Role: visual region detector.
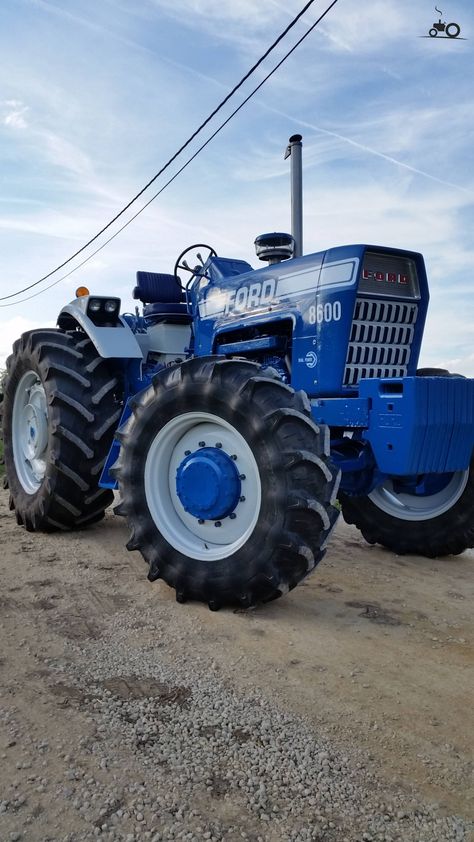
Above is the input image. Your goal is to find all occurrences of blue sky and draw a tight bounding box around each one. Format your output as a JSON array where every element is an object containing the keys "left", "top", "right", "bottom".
[{"left": 0, "top": 0, "right": 472, "bottom": 373}]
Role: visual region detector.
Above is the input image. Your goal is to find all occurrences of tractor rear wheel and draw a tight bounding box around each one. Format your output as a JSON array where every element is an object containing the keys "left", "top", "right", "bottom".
[
  {"left": 114, "top": 357, "right": 340, "bottom": 608},
  {"left": 446, "top": 22, "right": 460, "bottom": 37},
  {"left": 3, "top": 329, "right": 121, "bottom": 531}
]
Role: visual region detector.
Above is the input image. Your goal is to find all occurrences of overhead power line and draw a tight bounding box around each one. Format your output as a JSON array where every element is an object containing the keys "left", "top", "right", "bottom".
[
  {"left": 1, "top": 0, "right": 340, "bottom": 311},
  {"left": 1, "top": 0, "right": 329, "bottom": 303}
]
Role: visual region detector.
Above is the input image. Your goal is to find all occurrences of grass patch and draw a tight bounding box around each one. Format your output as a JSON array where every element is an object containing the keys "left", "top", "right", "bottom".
[{"left": 0, "top": 366, "right": 4, "bottom": 476}]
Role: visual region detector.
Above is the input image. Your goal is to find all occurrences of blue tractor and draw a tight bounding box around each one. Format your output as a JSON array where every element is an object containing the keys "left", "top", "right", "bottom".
[{"left": 3, "top": 136, "right": 473, "bottom": 609}]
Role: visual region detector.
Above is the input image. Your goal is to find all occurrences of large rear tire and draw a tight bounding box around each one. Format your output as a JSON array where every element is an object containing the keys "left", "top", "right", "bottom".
[
  {"left": 114, "top": 357, "right": 340, "bottom": 608},
  {"left": 446, "top": 22, "right": 460, "bottom": 38},
  {"left": 3, "top": 329, "right": 121, "bottom": 531}
]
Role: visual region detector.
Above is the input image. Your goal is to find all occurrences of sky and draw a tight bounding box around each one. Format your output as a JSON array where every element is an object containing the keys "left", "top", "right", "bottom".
[{"left": 0, "top": 0, "right": 473, "bottom": 374}]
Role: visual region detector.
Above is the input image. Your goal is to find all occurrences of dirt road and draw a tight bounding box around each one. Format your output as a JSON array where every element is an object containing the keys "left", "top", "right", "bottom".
[{"left": 0, "top": 487, "right": 472, "bottom": 841}]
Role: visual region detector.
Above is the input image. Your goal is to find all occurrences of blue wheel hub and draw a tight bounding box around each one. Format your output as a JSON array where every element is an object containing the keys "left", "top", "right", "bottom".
[{"left": 175, "top": 447, "right": 242, "bottom": 520}]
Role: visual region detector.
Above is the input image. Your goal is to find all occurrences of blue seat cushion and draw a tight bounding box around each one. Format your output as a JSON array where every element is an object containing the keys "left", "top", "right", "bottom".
[{"left": 133, "top": 271, "right": 184, "bottom": 304}]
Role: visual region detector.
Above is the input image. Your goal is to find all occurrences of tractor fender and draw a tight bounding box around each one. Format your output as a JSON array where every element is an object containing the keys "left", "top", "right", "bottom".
[{"left": 57, "top": 298, "right": 143, "bottom": 359}]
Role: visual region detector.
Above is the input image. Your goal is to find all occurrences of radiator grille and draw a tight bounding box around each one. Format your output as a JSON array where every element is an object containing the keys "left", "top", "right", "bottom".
[{"left": 344, "top": 298, "right": 418, "bottom": 387}]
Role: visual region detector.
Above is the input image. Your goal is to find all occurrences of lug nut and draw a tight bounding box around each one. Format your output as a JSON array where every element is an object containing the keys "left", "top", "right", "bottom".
[
  {"left": 198, "top": 518, "right": 205, "bottom": 524},
  {"left": 198, "top": 441, "right": 206, "bottom": 447},
  {"left": 229, "top": 513, "right": 237, "bottom": 520},
  {"left": 230, "top": 454, "right": 237, "bottom": 460},
  {"left": 185, "top": 450, "right": 191, "bottom": 456},
  {"left": 215, "top": 521, "right": 222, "bottom": 527},
  {"left": 239, "top": 474, "right": 246, "bottom": 481},
  {"left": 215, "top": 442, "right": 222, "bottom": 448},
  {"left": 239, "top": 496, "right": 246, "bottom": 503}
]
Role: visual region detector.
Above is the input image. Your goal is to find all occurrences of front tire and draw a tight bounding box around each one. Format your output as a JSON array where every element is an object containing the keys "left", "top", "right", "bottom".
[
  {"left": 340, "top": 461, "right": 474, "bottom": 557},
  {"left": 3, "top": 329, "right": 121, "bottom": 531},
  {"left": 114, "top": 357, "right": 340, "bottom": 608}
]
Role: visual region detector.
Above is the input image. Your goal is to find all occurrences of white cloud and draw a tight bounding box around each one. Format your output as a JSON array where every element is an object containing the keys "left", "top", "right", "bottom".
[
  {"left": 419, "top": 306, "right": 473, "bottom": 371},
  {"left": 1, "top": 99, "right": 29, "bottom": 129},
  {"left": 261, "top": 106, "right": 473, "bottom": 197},
  {"left": 0, "top": 206, "right": 111, "bottom": 240},
  {"left": 40, "top": 130, "right": 93, "bottom": 178},
  {"left": 148, "top": 0, "right": 287, "bottom": 30},
  {"left": 435, "top": 352, "right": 474, "bottom": 377},
  {"left": 145, "top": 0, "right": 323, "bottom": 51},
  {"left": 319, "top": 0, "right": 406, "bottom": 53},
  {"left": 0, "top": 315, "right": 55, "bottom": 370},
  {"left": 0, "top": 0, "right": 471, "bottom": 386},
  {"left": 145, "top": 0, "right": 414, "bottom": 56}
]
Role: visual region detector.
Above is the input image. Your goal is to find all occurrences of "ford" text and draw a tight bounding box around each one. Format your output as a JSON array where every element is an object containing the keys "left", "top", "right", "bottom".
[
  {"left": 224, "top": 278, "right": 277, "bottom": 314},
  {"left": 362, "top": 269, "right": 409, "bottom": 285}
]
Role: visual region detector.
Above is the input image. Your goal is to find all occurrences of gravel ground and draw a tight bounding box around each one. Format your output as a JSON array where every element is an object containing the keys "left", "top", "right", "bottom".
[
  {"left": 1, "top": 607, "right": 470, "bottom": 842},
  {"left": 0, "top": 489, "right": 472, "bottom": 841}
]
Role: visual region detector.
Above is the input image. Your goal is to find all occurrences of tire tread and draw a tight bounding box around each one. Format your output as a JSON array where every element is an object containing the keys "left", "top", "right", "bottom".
[
  {"left": 115, "top": 356, "right": 339, "bottom": 607},
  {"left": 3, "top": 328, "right": 119, "bottom": 531}
]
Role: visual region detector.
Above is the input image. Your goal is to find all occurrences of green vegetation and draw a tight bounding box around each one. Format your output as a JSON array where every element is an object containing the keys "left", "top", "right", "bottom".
[{"left": 0, "top": 367, "right": 4, "bottom": 476}]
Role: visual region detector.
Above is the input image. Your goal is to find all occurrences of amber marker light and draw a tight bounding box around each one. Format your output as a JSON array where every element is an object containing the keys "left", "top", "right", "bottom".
[{"left": 75, "top": 286, "right": 90, "bottom": 297}]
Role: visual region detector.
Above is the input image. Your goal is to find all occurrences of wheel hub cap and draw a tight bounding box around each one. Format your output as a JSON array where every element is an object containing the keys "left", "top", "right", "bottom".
[
  {"left": 22, "top": 395, "right": 48, "bottom": 461},
  {"left": 12, "top": 373, "right": 49, "bottom": 494},
  {"left": 144, "top": 414, "right": 261, "bottom": 561},
  {"left": 176, "top": 447, "right": 241, "bottom": 520}
]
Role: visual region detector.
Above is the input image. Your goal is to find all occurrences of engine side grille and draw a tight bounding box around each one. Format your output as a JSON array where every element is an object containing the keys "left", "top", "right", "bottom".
[{"left": 344, "top": 298, "right": 418, "bottom": 387}]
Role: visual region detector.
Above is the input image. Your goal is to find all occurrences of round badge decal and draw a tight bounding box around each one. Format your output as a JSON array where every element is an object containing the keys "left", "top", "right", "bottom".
[{"left": 305, "top": 351, "right": 318, "bottom": 369}]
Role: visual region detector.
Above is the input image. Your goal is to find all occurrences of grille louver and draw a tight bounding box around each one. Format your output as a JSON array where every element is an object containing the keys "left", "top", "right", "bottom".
[{"left": 344, "top": 298, "right": 418, "bottom": 387}]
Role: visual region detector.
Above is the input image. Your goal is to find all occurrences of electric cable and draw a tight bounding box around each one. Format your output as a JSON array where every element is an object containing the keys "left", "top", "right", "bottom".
[
  {"left": 1, "top": 0, "right": 324, "bottom": 302},
  {"left": 1, "top": 0, "right": 339, "bottom": 307}
]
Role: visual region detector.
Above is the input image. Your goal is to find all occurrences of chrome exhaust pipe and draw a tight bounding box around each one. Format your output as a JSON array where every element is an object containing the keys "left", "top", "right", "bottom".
[{"left": 284, "top": 134, "right": 303, "bottom": 258}]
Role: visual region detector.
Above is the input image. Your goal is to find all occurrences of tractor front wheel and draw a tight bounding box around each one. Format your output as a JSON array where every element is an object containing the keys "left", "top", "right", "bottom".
[
  {"left": 3, "top": 329, "right": 121, "bottom": 531},
  {"left": 340, "top": 462, "right": 474, "bottom": 557},
  {"left": 114, "top": 357, "right": 340, "bottom": 608}
]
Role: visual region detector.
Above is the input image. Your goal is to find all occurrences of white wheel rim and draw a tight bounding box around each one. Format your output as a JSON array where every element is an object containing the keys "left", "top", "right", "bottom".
[
  {"left": 144, "top": 412, "right": 261, "bottom": 561},
  {"left": 369, "top": 470, "right": 469, "bottom": 521},
  {"left": 12, "top": 370, "right": 49, "bottom": 494}
]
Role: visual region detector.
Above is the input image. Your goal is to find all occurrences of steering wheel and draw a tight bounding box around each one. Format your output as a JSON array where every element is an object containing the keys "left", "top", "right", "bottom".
[{"left": 173, "top": 243, "right": 217, "bottom": 290}]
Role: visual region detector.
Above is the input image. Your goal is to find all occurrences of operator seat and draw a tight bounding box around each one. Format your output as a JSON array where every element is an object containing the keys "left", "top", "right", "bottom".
[{"left": 133, "top": 271, "right": 191, "bottom": 324}]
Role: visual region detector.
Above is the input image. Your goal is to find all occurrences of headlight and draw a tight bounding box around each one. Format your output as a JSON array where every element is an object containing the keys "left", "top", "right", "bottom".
[{"left": 86, "top": 296, "right": 121, "bottom": 324}]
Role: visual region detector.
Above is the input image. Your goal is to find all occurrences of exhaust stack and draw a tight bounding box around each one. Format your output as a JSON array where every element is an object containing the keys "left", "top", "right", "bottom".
[{"left": 284, "top": 134, "right": 303, "bottom": 258}]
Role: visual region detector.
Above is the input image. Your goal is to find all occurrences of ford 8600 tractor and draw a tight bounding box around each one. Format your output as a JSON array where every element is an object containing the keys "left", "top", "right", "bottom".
[{"left": 3, "top": 136, "right": 473, "bottom": 609}]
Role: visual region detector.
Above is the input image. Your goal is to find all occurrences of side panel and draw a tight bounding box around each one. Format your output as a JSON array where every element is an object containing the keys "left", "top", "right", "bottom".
[
  {"left": 192, "top": 244, "right": 429, "bottom": 400},
  {"left": 192, "top": 252, "right": 323, "bottom": 350},
  {"left": 293, "top": 248, "right": 360, "bottom": 395},
  {"left": 192, "top": 247, "right": 363, "bottom": 398}
]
